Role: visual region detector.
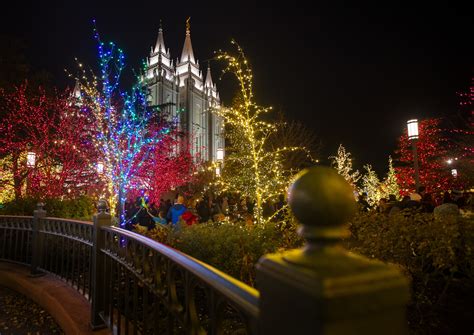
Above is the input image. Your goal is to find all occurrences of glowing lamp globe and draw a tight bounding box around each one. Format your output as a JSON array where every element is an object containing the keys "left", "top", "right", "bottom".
[
  {"left": 216, "top": 148, "right": 224, "bottom": 161},
  {"left": 97, "top": 162, "right": 104, "bottom": 174},
  {"left": 407, "top": 119, "right": 419, "bottom": 140},
  {"left": 27, "top": 151, "right": 36, "bottom": 168}
]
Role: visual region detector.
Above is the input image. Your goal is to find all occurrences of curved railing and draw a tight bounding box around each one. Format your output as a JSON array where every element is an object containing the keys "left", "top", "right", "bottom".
[
  {"left": 40, "top": 217, "right": 94, "bottom": 299},
  {"left": 0, "top": 210, "right": 259, "bottom": 334},
  {"left": 0, "top": 214, "right": 94, "bottom": 300},
  {"left": 100, "top": 226, "right": 259, "bottom": 334},
  {"left": 0, "top": 215, "right": 34, "bottom": 266}
]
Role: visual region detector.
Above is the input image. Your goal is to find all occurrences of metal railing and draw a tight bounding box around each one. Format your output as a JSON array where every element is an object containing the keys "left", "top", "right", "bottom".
[
  {"left": 0, "top": 203, "right": 259, "bottom": 334},
  {"left": 0, "top": 167, "right": 410, "bottom": 334},
  {"left": 97, "top": 226, "right": 258, "bottom": 334}
]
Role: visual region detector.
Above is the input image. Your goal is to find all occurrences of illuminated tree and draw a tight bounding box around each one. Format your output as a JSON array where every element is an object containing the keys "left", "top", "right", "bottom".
[
  {"left": 0, "top": 82, "right": 99, "bottom": 200},
  {"left": 361, "top": 164, "right": 382, "bottom": 206},
  {"left": 394, "top": 118, "right": 460, "bottom": 195},
  {"left": 131, "top": 134, "right": 197, "bottom": 205},
  {"left": 451, "top": 75, "right": 474, "bottom": 186},
  {"left": 0, "top": 155, "right": 15, "bottom": 204},
  {"left": 267, "top": 117, "right": 320, "bottom": 171},
  {"left": 380, "top": 156, "right": 401, "bottom": 199},
  {"left": 214, "top": 41, "right": 314, "bottom": 224},
  {"left": 75, "top": 26, "right": 180, "bottom": 226},
  {"left": 329, "top": 144, "right": 360, "bottom": 188}
]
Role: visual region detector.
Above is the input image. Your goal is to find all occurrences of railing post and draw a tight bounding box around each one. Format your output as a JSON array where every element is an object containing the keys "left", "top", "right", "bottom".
[
  {"left": 256, "top": 167, "right": 410, "bottom": 334},
  {"left": 91, "top": 199, "right": 111, "bottom": 329},
  {"left": 31, "top": 202, "right": 46, "bottom": 276}
]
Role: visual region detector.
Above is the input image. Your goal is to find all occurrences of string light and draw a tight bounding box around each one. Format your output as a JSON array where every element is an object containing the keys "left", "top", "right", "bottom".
[
  {"left": 70, "top": 24, "right": 195, "bottom": 226},
  {"left": 0, "top": 82, "right": 100, "bottom": 200},
  {"left": 212, "top": 41, "right": 317, "bottom": 224},
  {"left": 329, "top": 144, "right": 361, "bottom": 188}
]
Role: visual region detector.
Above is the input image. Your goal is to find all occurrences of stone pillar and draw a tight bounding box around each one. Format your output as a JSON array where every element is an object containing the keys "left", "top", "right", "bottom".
[
  {"left": 256, "top": 166, "right": 410, "bottom": 335},
  {"left": 90, "top": 199, "right": 111, "bottom": 329},
  {"left": 30, "top": 202, "right": 46, "bottom": 276}
]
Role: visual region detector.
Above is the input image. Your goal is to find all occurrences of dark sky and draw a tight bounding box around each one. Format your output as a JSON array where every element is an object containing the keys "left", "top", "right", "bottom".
[{"left": 1, "top": 1, "right": 472, "bottom": 175}]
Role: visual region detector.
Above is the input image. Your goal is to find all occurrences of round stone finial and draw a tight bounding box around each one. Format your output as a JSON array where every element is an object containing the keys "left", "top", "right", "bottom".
[
  {"left": 97, "top": 199, "right": 108, "bottom": 213},
  {"left": 288, "top": 166, "right": 356, "bottom": 240},
  {"left": 36, "top": 202, "right": 45, "bottom": 211}
]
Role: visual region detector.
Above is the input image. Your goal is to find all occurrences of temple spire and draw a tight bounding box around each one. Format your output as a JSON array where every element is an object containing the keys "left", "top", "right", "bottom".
[
  {"left": 72, "top": 79, "right": 81, "bottom": 99},
  {"left": 205, "top": 62, "right": 213, "bottom": 88},
  {"left": 180, "top": 17, "right": 196, "bottom": 64},
  {"left": 154, "top": 19, "right": 166, "bottom": 53}
]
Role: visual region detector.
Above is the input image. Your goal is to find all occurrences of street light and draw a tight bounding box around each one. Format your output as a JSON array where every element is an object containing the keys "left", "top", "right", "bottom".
[
  {"left": 216, "top": 148, "right": 224, "bottom": 161},
  {"left": 97, "top": 162, "right": 104, "bottom": 175},
  {"left": 27, "top": 151, "right": 36, "bottom": 168},
  {"left": 407, "top": 119, "right": 420, "bottom": 192}
]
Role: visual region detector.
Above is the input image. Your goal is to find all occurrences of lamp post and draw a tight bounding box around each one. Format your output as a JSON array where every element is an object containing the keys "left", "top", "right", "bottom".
[
  {"left": 97, "top": 161, "right": 104, "bottom": 175},
  {"left": 407, "top": 119, "right": 420, "bottom": 192},
  {"left": 26, "top": 145, "right": 36, "bottom": 195},
  {"left": 27, "top": 151, "right": 36, "bottom": 168},
  {"left": 216, "top": 148, "right": 224, "bottom": 177}
]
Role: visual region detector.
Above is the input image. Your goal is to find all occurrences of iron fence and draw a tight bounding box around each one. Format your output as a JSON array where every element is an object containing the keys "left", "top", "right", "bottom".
[{"left": 0, "top": 207, "right": 259, "bottom": 335}]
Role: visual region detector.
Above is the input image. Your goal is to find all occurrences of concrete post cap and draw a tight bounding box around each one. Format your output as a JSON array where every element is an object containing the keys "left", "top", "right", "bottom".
[{"left": 287, "top": 166, "right": 356, "bottom": 241}]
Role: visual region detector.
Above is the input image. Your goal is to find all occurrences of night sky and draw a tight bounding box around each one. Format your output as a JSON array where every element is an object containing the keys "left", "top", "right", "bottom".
[{"left": 1, "top": 1, "right": 472, "bottom": 174}]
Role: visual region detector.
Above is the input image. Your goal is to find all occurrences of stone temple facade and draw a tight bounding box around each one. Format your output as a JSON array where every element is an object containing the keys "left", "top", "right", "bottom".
[{"left": 145, "top": 21, "right": 224, "bottom": 162}]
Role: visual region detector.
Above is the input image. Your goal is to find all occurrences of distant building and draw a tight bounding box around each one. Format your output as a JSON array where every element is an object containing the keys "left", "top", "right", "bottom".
[{"left": 145, "top": 20, "right": 224, "bottom": 162}]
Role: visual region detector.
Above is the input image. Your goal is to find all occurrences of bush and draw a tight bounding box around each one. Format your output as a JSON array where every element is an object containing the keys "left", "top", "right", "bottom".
[
  {"left": 0, "top": 196, "right": 96, "bottom": 221},
  {"left": 142, "top": 219, "right": 303, "bottom": 286},
  {"left": 346, "top": 209, "right": 474, "bottom": 334}
]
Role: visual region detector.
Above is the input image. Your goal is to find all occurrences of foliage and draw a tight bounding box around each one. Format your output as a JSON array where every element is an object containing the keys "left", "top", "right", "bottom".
[
  {"left": 329, "top": 144, "right": 360, "bottom": 188},
  {"left": 0, "top": 155, "right": 15, "bottom": 204},
  {"left": 346, "top": 210, "right": 474, "bottom": 334},
  {"left": 0, "top": 195, "right": 95, "bottom": 221},
  {"left": 142, "top": 218, "right": 303, "bottom": 286}
]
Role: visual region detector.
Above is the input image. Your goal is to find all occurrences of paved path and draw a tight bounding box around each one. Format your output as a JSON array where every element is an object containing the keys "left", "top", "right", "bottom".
[{"left": 0, "top": 285, "right": 64, "bottom": 334}]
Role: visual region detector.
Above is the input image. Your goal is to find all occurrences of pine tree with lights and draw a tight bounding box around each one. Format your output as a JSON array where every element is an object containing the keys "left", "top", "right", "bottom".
[
  {"left": 380, "top": 156, "right": 401, "bottom": 199},
  {"left": 329, "top": 144, "right": 360, "bottom": 188},
  {"left": 361, "top": 164, "right": 382, "bottom": 207},
  {"left": 214, "top": 41, "right": 314, "bottom": 224}
]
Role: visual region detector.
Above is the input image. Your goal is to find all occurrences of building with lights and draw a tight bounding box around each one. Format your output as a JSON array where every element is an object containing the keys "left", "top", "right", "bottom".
[{"left": 145, "top": 21, "right": 224, "bottom": 162}]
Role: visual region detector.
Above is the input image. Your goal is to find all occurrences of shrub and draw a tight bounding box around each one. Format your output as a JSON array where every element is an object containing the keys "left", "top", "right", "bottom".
[
  {"left": 0, "top": 196, "right": 96, "bottom": 221},
  {"left": 346, "top": 209, "right": 474, "bottom": 334},
  {"left": 142, "top": 218, "right": 303, "bottom": 286}
]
